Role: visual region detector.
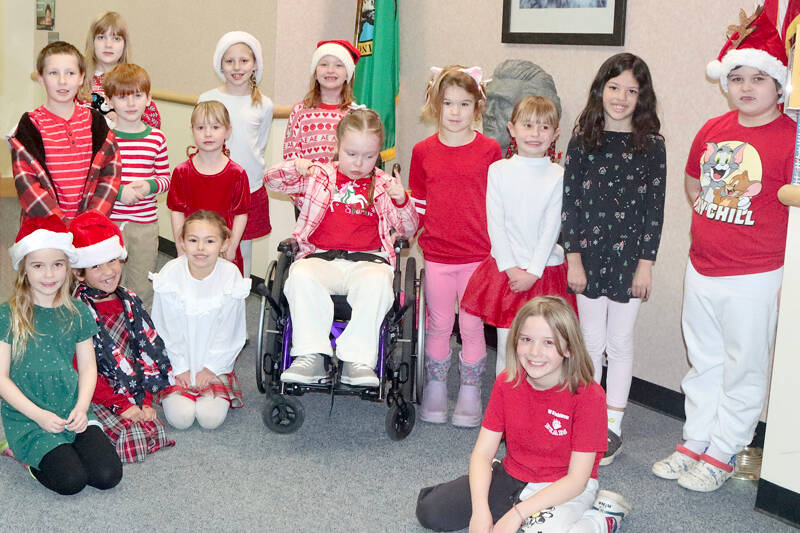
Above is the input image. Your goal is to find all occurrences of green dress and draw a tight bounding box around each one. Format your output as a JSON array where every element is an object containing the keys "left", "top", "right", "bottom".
[{"left": 0, "top": 301, "right": 98, "bottom": 468}]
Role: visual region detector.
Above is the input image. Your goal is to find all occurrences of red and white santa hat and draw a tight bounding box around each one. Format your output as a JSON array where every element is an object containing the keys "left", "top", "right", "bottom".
[
  {"left": 9, "top": 215, "right": 77, "bottom": 271},
  {"left": 310, "top": 40, "right": 361, "bottom": 82},
  {"left": 706, "top": 5, "right": 788, "bottom": 102},
  {"left": 70, "top": 211, "right": 127, "bottom": 269}
]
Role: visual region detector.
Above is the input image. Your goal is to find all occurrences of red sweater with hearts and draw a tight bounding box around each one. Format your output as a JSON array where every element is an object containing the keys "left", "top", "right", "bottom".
[{"left": 282, "top": 102, "right": 350, "bottom": 163}]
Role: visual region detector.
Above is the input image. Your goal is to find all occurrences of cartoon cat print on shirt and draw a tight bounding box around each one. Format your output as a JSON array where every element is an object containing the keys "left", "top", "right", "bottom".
[{"left": 693, "top": 141, "right": 762, "bottom": 226}]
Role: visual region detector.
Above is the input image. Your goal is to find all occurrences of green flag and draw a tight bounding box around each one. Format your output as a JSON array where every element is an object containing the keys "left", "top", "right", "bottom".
[{"left": 353, "top": 0, "right": 399, "bottom": 162}]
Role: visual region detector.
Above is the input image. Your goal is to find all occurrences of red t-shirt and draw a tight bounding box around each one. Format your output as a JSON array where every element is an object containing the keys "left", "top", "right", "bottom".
[
  {"left": 409, "top": 132, "right": 502, "bottom": 264},
  {"left": 309, "top": 170, "right": 381, "bottom": 251},
  {"left": 685, "top": 110, "right": 794, "bottom": 276},
  {"left": 89, "top": 298, "right": 153, "bottom": 412},
  {"left": 167, "top": 157, "right": 251, "bottom": 230},
  {"left": 482, "top": 375, "right": 607, "bottom": 483}
]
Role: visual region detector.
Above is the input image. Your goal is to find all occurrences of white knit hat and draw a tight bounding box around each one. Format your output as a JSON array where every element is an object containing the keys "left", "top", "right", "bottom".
[
  {"left": 9, "top": 215, "right": 77, "bottom": 271},
  {"left": 310, "top": 40, "right": 361, "bottom": 82},
  {"left": 213, "top": 31, "right": 264, "bottom": 83}
]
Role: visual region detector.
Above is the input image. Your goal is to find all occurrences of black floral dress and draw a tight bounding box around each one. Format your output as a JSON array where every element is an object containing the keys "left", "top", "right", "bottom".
[{"left": 561, "top": 132, "right": 666, "bottom": 302}]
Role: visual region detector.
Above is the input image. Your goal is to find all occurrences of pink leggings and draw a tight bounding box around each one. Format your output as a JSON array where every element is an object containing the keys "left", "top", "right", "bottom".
[{"left": 424, "top": 260, "right": 486, "bottom": 363}]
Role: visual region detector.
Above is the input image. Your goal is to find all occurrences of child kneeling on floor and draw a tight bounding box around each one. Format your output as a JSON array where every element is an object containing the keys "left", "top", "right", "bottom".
[
  {"left": 71, "top": 211, "right": 175, "bottom": 462},
  {"left": 416, "top": 296, "right": 630, "bottom": 533},
  {"left": 265, "top": 108, "right": 418, "bottom": 387},
  {"left": 150, "top": 210, "right": 250, "bottom": 429}
]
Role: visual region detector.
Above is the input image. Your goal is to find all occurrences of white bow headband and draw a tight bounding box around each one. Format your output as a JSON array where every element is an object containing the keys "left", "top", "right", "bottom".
[{"left": 430, "top": 66, "right": 489, "bottom": 98}]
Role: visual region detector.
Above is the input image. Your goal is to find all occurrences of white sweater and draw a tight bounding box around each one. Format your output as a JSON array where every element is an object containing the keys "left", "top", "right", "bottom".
[{"left": 486, "top": 155, "right": 564, "bottom": 277}]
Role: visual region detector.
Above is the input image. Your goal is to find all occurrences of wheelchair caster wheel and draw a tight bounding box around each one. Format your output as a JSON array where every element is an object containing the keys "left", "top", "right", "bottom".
[
  {"left": 385, "top": 402, "right": 415, "bottom": 441},
  {"left": 263, "top": 394, "right": 305, "bottom": 434}
]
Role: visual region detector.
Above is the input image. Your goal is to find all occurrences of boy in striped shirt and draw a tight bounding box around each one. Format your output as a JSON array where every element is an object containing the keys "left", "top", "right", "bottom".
[
  {"left": 102, "top": 64, "right": 170, "bottom": 309},
  {"left": 10, "top": 41, "right": 120, "bottom": 224}
]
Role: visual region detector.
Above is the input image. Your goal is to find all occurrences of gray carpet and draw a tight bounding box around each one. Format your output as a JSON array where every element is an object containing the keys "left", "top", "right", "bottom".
[{"left": 0, "top": 249, "right": 795, "bottom": 532}]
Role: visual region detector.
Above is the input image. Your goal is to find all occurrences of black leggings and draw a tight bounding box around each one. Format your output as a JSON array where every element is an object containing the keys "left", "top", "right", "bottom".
[
  {"left": 416, "top": 461, "right": 526, "bottom": 531},
  {"left": 31, "top": 425, "right": 122, "bottom": 495}
]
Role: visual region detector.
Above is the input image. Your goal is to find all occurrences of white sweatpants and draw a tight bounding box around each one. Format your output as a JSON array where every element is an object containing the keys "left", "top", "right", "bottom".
[
  {"left": 681, "top": 260, "right": 781, "bottom": 456},
  {"left": 283, "top": 257, "right": 394, "bottom": 366},
  {"left": 518, "top": 478, "right": 607, "bottom": 532},
  {"left": 576, "top": 295, "right": 641, "bottom": 409}
]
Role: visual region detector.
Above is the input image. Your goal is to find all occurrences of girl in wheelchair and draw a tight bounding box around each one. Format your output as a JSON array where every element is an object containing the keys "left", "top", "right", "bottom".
[{"left": 264, "top": 108, "right": 418, "bottom": 387}]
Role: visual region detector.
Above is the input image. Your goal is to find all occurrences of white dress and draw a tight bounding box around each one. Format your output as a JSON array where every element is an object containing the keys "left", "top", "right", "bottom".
[{"left": 150, "top": 256, "right": 251, "bottom": 385}]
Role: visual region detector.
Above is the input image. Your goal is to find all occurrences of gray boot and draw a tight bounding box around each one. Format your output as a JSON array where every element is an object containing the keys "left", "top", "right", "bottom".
[
  {"left": 420, "top": 354, "right": 450, "bottom": 424},
  {"left": 451, "top": 353, "right": 486, "bottom": 428}
]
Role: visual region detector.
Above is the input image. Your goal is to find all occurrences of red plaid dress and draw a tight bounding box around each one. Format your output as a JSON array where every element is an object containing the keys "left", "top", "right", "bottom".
[{"left": 91, "top": 403, "right": 175, "bottom": 463}]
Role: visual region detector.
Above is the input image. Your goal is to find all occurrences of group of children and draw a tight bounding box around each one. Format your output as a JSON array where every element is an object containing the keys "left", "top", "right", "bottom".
[{"left": 0, "top": 5, "right": 793, "bottom": 533}]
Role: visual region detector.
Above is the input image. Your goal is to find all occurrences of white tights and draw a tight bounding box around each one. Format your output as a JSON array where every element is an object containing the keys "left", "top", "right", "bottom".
[
  {"left": 576, "top": 295, "right": 641, "bottom": 409},
  {"left": 496, "top": 328, "right": 510, "bottom": 376},
  {"left": 240, "top": 239, "right": 253, "bottom": 279},
  {"left": 161, "top": 393, "right": 231, "bottom": 430}
]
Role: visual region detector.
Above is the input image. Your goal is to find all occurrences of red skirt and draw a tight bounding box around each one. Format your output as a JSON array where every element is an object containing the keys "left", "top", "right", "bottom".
[
  {"left": 242, "top": 185, "right": 271, "bottom": 240},
  {"left": 156, "top": 371, "right": 243, "bottom": 409},
  {"left": 461, "top": 256, "right": 577, "bottom": 328}
]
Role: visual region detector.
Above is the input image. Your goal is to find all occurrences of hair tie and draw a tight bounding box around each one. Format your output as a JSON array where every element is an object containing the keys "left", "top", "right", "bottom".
[
  {"left": 186, "top": 145, "right": 199, "bottom": 158},
  {"left": 350, "top": 103, "right": 368, "bottom": 111}
]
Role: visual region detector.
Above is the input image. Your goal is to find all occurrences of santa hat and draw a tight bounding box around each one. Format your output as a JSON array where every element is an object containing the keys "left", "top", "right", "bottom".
[
  {"left": 9, "top": 216, "right": 77, "bottom": 271},
  {"left": 310, "top": 40, "right": 361, "bottom": 82},
  {"left": 213, "top": 31, "right": 264, "bottom": 83},
  {"left": 706, "top": 5, "right": 788, "bottom": 102},
  {"left": 70, "top": 211, "right": 127, "bottom": 269}
]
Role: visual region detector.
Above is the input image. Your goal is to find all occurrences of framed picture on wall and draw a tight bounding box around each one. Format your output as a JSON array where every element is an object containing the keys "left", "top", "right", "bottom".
[
  {"left": 502, "top": 0, "right": 626, "bottom": 46},
  {"left": 36, "top": 0, "right": 55, "bottom": 30}
]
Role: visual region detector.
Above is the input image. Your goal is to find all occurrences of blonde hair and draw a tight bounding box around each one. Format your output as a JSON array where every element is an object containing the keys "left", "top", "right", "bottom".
[
  {"left": 510, "top": 95, "right": 560, "bottom": 129},
  {"left": 182, "top": 210, "right": 231, "bottom": 242},
  {"left": 302, "top": 72, "right": 355, "bottom": 110},
  {"left": 80, "top": 11, "right": 129, "bottom": 101},
  {"left": 191, "top": 100, "right": 231, "bottom": 128},
  {"left": 335, "top": 109, "right": 384, "bottom": 206},
  {"left": 504, "top": 296, "right": 594, "bottom": 394},
  {"left": 421, "top": 65, "right": 486, "bottom": 124},
  {"left": 220, "top": 42, "right": 265, "bottom": 107},
  {"left": 8, "top": 252, "right": 76, "bottom": 361}
]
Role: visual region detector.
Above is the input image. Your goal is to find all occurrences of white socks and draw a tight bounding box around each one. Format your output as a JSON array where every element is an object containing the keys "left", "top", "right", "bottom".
[{"left": 607, "top": 409, "right": 624, "bottom": 435}]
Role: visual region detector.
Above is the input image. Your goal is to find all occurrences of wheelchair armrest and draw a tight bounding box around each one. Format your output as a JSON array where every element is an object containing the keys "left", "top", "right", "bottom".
[
  {"left": 253, "top": 281, "right": 269, "bottom": 297},
  {"left": 277, "top": 238, "right": 299, "bottom": 255}
]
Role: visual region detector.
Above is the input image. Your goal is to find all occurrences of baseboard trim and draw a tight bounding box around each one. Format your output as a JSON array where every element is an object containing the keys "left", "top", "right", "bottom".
[{"left": 755, "top": 479, "right": 800, "bottom": 528}]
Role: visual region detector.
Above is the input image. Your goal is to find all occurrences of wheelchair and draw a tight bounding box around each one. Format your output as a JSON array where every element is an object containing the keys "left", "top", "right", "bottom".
[{"left": 254, "top": 237, "right": 426, "bottom": 440}]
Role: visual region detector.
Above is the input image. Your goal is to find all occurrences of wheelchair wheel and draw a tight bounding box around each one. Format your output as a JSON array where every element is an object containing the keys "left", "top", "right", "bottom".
[
  {"left": 385, "top": 401, "right": 416, "bottom": 441},
  {"left": 257, "top": 253, "right": 291, "bottom": 393},
  {"left": 414, "top": 268, "right": 426, "bottom": 404},
  {"left": 401, "top": 257, "right": 416, "bottom": 401},
  {"left": 262, "top": 394, "right": 305, "bottom": 434}
]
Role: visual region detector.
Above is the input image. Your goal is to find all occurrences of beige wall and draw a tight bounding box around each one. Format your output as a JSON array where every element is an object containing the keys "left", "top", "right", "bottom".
[{"left": 54, "top": 0, "right": 277, "bottom": 98}]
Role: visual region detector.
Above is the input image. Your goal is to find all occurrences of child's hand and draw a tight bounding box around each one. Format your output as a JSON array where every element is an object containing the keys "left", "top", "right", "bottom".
[
  {"left": 141, "top": 405, "right": 158, "bottom": 422},
  {"left": 119, "top": 184, "right": 144, "bottom": 205},
  {"left": 120, "top": 405, "right": 144, "bottom": 422},
  {"left": 566, "top": 259, "right": 587, "bottom": 294},
  {"left": 65, "top": 407, "right": 89, "bottom": 433},
  {"left": 468, "top": 507, "right": 494, "bottom": 533},
  {"left": 224, "top": 246, "right": 237, "bottom": 263},
  {"left": 492, "top": 509, "right": 524, "bottom": 533},
  {"left": 631, "top": 259, "right": 653, "bottom": 301},
  {"left": 509, "top": 270, "right": 538, "bottom": 293},
  {"left": 194, "top": 368, "right": 220, "bottom": 390},
  {"left": 129, "top": 180, "right": 150, "bottom": 198},
  {"left": 174, "top": 371, "right": 192, "bottom": 389},
  {"left": 36, "top": 410, "right": 67, "bottom": 434},
  {"left": 294, "top": 158, "right": 313, "bottom": 176},
  {"left": 384, "top": 172, "right": 407, "bottom": 203}
]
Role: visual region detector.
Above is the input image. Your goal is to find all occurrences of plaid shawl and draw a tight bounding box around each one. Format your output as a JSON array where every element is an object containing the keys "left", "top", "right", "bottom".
[
  {"left": 91, "top": 403, "right": 174, "bottom": 463},
  {"left": 77, "top": 283, "right": 172, "bottom": 407}
]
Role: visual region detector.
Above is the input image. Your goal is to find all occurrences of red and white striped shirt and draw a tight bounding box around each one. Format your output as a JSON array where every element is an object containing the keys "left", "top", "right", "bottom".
[
  {"left": 29, "top": 105, "right": 93, "bottom": 221},
  {"left": 110, "top": 127, "right": 170, "bottom": 223}
]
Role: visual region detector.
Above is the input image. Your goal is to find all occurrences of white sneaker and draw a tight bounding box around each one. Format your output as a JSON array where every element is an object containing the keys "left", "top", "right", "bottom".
[
  {"left": 677, "top": 456, "right": 733, "bottom": 492},
  {"left": 281, "top": 354, "right": 328, "bottom": 384},
  {"left": 652, "top": 448, "right": 700, "bottom": 480},
  {"left": 341, "top": 362, "right": 379, "bottom": 387},
  {"left": 593, "top": 490, "right": 631, "bottom": 533}
]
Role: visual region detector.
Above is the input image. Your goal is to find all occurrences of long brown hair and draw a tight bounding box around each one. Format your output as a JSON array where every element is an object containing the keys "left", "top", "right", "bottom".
[
  {"left": 504, "top": 296, "right": 594, "bottom": 394},
  {"left": 79, "top": 11, "right": 129, "bottom": 102},
  {"left": 302, "top": 71, "right": 355, "bottom": 109},
  {"left": 335, "top": 109, "right": 384, "bottom": 206},
  {"left": 8, "top": 253, "right": 76, "bottom": 361},
  {"left": 422, "top": 65, "right": 486, "bottom": 124}
]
